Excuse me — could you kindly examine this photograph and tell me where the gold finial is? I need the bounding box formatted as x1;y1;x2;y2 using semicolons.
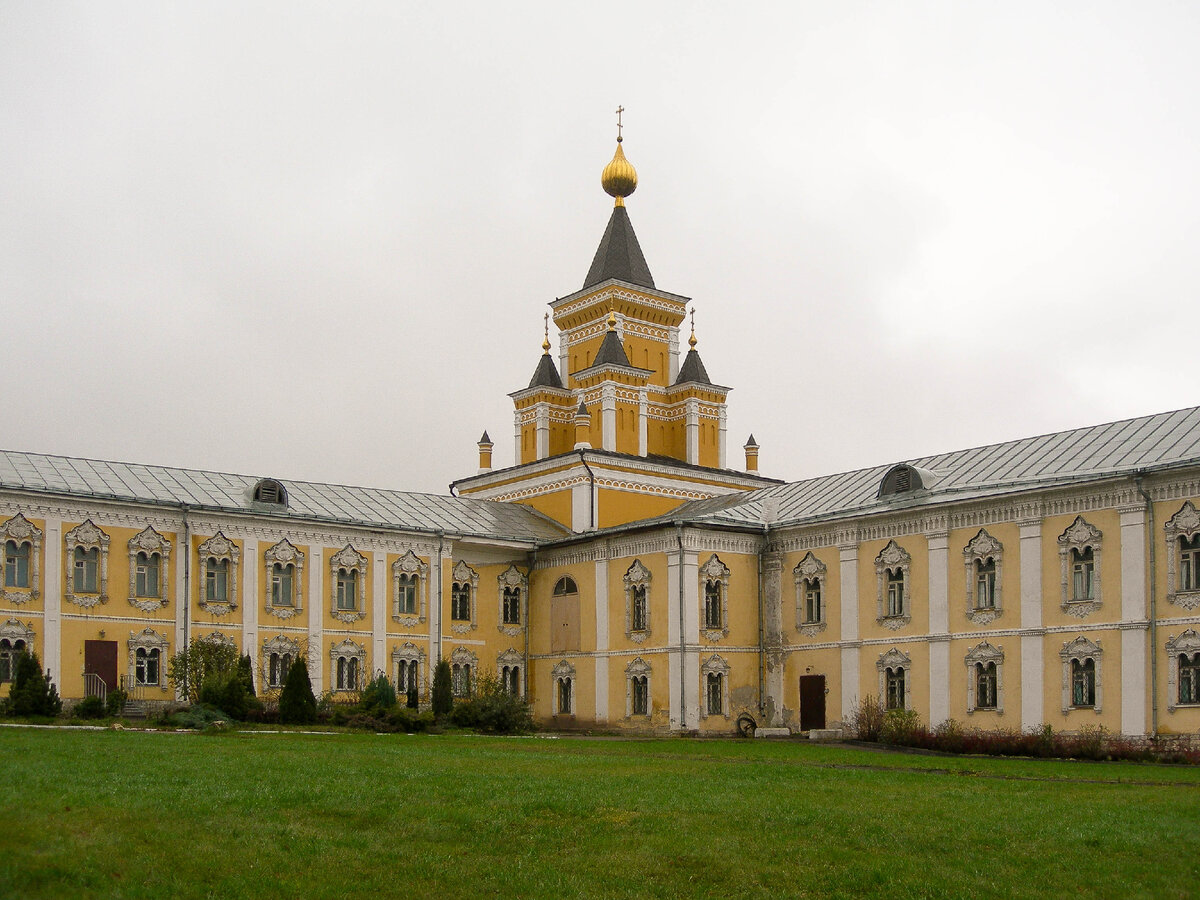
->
601;106;638;208
542;312;551;354
688;308;697;348
607;306;618;331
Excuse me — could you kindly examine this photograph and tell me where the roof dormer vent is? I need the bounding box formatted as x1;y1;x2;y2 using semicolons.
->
252;478;288;507
878;464;940;499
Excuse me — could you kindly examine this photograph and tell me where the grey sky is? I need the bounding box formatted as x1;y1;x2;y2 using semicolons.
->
2;2;1196;495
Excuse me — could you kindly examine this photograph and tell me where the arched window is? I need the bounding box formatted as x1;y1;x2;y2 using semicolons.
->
452;662;472;697
699;555;730;638
0;515;42;603
502;586;521;625
497;564;526;632
624;560;652;640
0;638;27;683
877;648;911;710
267;652;294;689
793;552;828;635
553;576;578;596
551;659;575;715
975;662;997;709
557;676;572;714
450;561;478;632
127;628;168;690
134;647;161;686
330;639;366;692
1071;658;1096;708
252;479;288;506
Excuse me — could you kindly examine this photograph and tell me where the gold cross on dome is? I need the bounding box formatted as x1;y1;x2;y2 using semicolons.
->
615;105;624;141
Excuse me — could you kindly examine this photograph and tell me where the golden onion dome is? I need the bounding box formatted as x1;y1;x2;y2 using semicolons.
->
601;140;638;206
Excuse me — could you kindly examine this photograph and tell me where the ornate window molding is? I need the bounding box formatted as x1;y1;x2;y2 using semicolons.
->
262;539;305;619
329;544;367;623
1058;516;1102;618
451;645;478;697
793;552;828;636
497;647;523;697
1166;629;1200;712
127;628;169;690
197;532;240;616
963;529;1003;625
64;520;110;608
330;638;366;692
1059;635;1103;714
450;560;478;634
964;641;1004;715
392;641;427;698
701;653;731;718
0;619;34;683
496;564;527;636
127;526;171;612
392;550;429;627
551;658;575;715
874;540;911;630
699;554;730;641
623;559;652;642
263;634;301;690
1165;501;1200;611
0;514;42;604
625;655;651;718
877;647;912;710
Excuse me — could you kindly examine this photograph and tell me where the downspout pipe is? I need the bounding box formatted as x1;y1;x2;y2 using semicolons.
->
676;521;686;732
757;525;767;717
1135;472;1158;736
181;504;192;700
525;547;536;701
579;452;595;531
435;530;445;665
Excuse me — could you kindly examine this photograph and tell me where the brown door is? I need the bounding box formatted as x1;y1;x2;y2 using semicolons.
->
800;675;826;731
84;640;119;691
550;594;580;653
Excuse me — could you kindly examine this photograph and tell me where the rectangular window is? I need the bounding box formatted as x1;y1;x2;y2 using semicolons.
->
975;662;997;709
975;560;996;609
557;676;572;714
135;552;160;598
4;541;29;588
886;572;904;617
271;564;294;607
631;586;647;631
1071;658;1096;707
206;559;228;602
886;667;905;709
135;648;160;686
336;570;358;611
804;579;822;623
1179;654;1199;705
632;675;648;715
453;663;471;697
706;672;723;715
1180;535;1200;592
1071;549;1095;601
451;584;471;621
704;582;722;629
397;574;417;615
74;547;98;593
502;587;521;625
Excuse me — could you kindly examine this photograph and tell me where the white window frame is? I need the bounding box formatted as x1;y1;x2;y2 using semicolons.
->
197;532;240;616
497;647;523;698
64;520;110;609
392;550;429;626
126;526;171;612
793;552;828;636
699;554;730;640
392;640;427;699
127;627;169;690
1166;629;1200;712
0;514;42;604
874;541;912;630
330;638;366;693
263;539;305;619
497;564;527;636
0;619;34;683
876;647;912;710
551;658;575;715
1058;516;1102;618
1059;635;1103;714
962;528;1003;625
1165;501;1200;611
263;634;301;690
625;655;651;718
450;645;478;697
964;640;1005;715
450;560;478;634
329;544;367;623
623;559;652;642
700;653;731;719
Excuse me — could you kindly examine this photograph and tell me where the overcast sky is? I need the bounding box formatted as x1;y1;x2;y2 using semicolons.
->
2;2;1197;496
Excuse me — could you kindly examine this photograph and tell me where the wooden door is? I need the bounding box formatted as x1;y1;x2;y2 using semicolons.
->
84;640;119;691
799;674;826;731
550;594;580;653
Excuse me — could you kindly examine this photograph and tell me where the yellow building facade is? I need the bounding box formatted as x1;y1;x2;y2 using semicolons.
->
2;136;1199;737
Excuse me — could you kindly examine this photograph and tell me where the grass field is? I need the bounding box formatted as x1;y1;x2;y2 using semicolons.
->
3;726;1197;899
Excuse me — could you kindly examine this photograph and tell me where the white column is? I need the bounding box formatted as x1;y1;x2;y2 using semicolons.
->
373;551;387;679
668;328;680;382
242;537;258;668
173;520;187;681
43;517;62;690
839;544;860;722
601;386;617;452
927;532;949;727
594;553;609;723
667;543;700;730
308;545;324;692
762;552;784;726
559;331;569;388
717;406;728;469
637;389;648;457
685;398;699;465
1019;520;1044;731
535;404;549;460
1119;506;1148;735
512;413;522;467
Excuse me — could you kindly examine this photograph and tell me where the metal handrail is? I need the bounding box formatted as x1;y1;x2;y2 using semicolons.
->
83;673;107;703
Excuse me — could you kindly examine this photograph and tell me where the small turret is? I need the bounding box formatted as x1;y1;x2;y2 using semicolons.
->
478;431;494;473
573;403;592;450
744;434;759;473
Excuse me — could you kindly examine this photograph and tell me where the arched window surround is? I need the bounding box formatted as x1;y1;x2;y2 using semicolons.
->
623;559;652;642
1;514;43;604
329;544;367;623
963;529;1004;625
1058;516;1102;618
1166;629;1200;712
263;539;305;619
964;641;1005;715
197;532;240;616
497;564;527;636
450;560;479;634
1060;635;1103;714
127;526;171;612
699;554;730;641
874;541;912;630
127;628;169;690
1165;501;1200;611
877;647;912;710
64;520;110;609
793;552;828;636
392;550;429;627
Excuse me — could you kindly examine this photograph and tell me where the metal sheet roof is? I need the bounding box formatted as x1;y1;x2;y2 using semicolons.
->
0;451;569;543
657;406;1200;530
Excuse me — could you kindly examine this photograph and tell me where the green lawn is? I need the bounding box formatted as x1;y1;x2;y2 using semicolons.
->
3;727;1197;899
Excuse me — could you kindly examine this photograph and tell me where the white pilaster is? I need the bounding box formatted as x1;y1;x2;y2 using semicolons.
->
43;517;62;689
512;414;521;467
717;406;728;469
601;386;616;452
594;553;609;722
571;481;591;532
535;404;549;460
839;544;860;722
840;646;859;724
667;543;700;730
685;398;699;465
1119;506;1149;735
762;552;784;726
637;389;648;457
928;638;949;727
559;331;569;388
174;518;187;675
668;328;679;382
308;544;324;691
927;532;949;634
242;537;258;666
373;551;387;679
1019;521;1043;730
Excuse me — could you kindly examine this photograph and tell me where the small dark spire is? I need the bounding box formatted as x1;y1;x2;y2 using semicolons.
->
675;348;712;385
527;354;563;389
583;205;655;290
576;401;589;416
479;431;492;444
744;434;758;448
593;328;632;367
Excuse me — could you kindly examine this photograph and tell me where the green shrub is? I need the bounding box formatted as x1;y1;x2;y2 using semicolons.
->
105;688;128;717
198;669;259;721
448;672;534;734
278;659;317;725
165;703;231;730
406;687;418;710
880;708;924;745
431;659;453;719
168;635;240;703
237;654;256;698
7;650;62;718
359;673;397;714
75;695;106;719
847;695;885;741
387;706;434;732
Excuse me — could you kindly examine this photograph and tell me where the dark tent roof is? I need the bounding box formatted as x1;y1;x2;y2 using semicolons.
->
593;329;632;367
675;348;712;385
583;205;655;290
527;354;563;389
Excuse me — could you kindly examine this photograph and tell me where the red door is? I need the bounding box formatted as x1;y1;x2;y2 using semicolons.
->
800;675;826;731
84;640;119;691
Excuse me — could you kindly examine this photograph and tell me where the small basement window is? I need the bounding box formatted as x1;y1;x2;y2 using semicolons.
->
253;479;288;506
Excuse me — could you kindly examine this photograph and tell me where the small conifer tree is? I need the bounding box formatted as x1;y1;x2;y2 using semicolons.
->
278;658;317;725
432;658;453;718
237;654;256;698
8;650;62;717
